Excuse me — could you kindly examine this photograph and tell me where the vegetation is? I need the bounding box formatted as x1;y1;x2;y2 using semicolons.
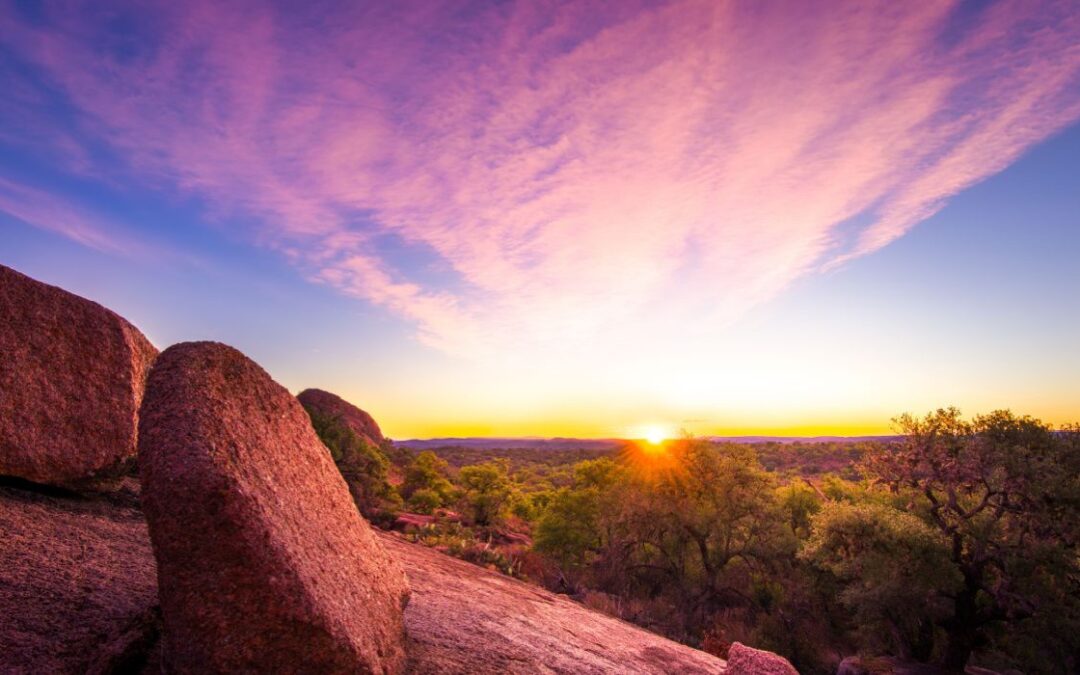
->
401;451;457;512
307;407;1080;674
861;409;1080;670
303;408;400;516
458;461;513;526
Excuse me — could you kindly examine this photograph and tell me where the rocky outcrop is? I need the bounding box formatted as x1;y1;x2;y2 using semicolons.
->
0;483;159;674
726;641;799;674
138;342;410;674
382;533;727;674
0;476;730;674
395;512;437;530
298;387;385;445
0;264;157;487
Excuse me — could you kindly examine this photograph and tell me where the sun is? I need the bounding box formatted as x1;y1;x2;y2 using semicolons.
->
641;425;669;446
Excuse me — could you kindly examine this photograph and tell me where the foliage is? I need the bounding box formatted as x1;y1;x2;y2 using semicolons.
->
869;409;1080;672
535;442;799;645
754;441;868;479
401;451;456;505
776;481;822;539
458;460;513;526
802;502;960;659
371;412;1079;674
535;487;604;571
407;487;443;514
304;407;397;515
509;488;553;521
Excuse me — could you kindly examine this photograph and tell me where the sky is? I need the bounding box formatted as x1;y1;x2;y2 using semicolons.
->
1;0;1079;440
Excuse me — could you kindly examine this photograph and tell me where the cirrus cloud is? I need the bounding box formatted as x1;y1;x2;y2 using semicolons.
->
2;0;1080;360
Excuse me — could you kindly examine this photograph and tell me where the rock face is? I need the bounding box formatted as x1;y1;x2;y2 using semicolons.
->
138;342;410;674
0;264;157;487
0;475;731;674
0;483;159;674
380;533;728;674
726;641;799;675
298;387;385;445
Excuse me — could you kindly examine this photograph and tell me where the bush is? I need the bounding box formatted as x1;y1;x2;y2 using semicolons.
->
408;487;443;514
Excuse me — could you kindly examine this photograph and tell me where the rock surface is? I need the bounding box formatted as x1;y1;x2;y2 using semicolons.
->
0;474;731;674
0;483;159;674
298;387;386;445
381;533;728;674
0;264;158;487
725;641;799;675
138;342;410;674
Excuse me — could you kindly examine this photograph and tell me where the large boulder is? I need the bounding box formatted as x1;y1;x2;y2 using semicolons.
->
726;641;800;674
138;342;410;674
298;387;385;446
0;264;157;487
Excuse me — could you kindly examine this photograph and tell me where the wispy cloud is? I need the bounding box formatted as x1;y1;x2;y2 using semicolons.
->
0;177;144;257
2;0;1079;360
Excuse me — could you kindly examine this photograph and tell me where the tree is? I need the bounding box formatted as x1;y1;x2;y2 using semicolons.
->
861;408;1080;671
776;481;822;540
802;502;960;660
536;442;793;638
407;487;443;514
459;460;513;526
618;441;794;630
534;487;603;573
533;458;625;588
304;408;397;515
401;451;455;506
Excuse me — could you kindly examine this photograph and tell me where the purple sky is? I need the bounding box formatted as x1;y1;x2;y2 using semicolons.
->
2;1;1079;438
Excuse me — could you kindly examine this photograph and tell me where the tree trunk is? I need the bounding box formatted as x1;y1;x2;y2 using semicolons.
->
941;631;974;673
940;584;978;672
912;618;935;663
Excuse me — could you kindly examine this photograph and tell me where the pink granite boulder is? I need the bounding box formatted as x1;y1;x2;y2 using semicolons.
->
138;342;410;674
298;388;385;446
0;264;157;487
725;641;800;674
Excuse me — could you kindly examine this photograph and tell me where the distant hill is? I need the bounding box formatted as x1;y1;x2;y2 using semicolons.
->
392;435;896;476
394;435;899;449
705;435;900;444
393;438;625;451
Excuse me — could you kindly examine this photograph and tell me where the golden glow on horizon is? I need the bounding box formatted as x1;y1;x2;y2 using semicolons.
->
633;424;673;446
322;378;1080;442
643;426;667;445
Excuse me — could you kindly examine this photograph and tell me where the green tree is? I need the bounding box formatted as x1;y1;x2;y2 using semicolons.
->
620;441;794;628
802;502;960;660
459;460;513;526
535;487;603;570
407;487;443;514
536;443;794;637
859;408;1080;671
304;408;397;515
533;458;625;586
401;451;455;505
776;481;822;540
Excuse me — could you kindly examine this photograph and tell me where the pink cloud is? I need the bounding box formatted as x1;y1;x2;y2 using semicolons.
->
3;0;1080;359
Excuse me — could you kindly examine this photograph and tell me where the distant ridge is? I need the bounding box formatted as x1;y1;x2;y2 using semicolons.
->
704;435;900;444
393;438;625;451
393;435;899;450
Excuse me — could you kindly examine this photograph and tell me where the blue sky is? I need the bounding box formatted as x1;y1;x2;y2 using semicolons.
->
2;0;1079;438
